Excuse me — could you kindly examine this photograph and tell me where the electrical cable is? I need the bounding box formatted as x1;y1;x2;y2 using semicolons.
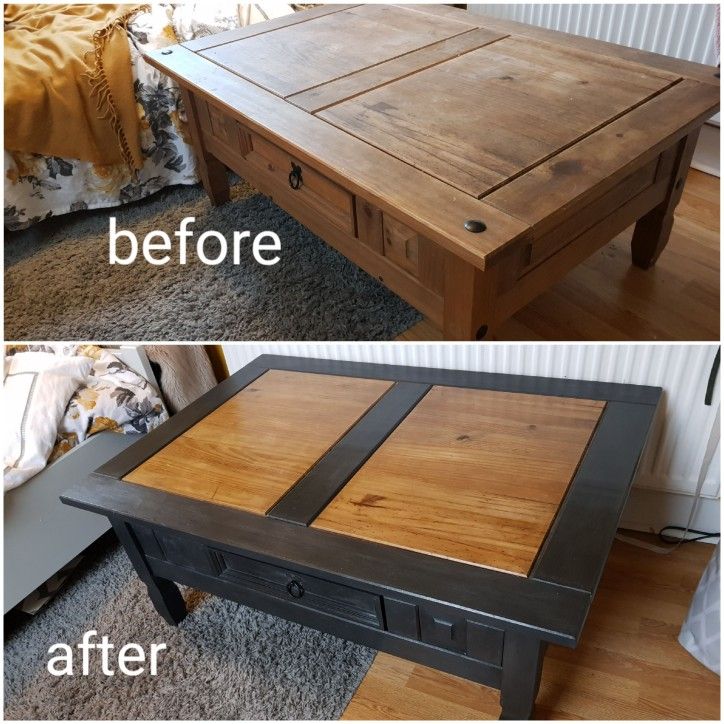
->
616;404;720;555
658;526;720;544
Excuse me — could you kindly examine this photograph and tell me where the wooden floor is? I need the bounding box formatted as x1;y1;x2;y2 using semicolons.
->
343;533;720;720
399;169;719;341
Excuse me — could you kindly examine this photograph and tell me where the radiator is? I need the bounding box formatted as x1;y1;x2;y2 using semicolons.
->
222;343;720;510
469;3;719;66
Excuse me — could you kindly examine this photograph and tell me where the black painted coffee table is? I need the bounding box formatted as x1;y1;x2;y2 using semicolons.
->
62;355;660;719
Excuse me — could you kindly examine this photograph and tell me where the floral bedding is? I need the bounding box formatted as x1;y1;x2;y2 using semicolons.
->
4;6;200;231
4;4;296;231
7;4;298;233
5;344;168;466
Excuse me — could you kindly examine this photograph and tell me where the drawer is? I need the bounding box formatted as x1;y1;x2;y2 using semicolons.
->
212;549;384;629
245;130;356;236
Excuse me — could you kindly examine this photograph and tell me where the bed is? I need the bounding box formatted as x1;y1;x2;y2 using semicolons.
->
3;345;166;613
4;3;294;231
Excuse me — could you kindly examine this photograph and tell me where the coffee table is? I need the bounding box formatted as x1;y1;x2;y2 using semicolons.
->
143;4;719;340
62;354;661;719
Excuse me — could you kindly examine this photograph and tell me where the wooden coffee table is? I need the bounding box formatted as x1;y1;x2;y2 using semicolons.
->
62;355;661;719
144;5;718;340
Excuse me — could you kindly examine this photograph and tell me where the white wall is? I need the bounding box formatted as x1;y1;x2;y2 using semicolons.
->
469;3;721;175
222;343;720;536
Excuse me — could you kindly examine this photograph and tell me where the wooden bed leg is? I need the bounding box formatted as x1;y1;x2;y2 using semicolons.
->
179;87;230;206
443;254;499;340
111;517;187;626
631;130;699;269
499;633;546;720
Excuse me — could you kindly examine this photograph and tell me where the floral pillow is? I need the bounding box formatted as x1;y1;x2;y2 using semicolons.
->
51;345;168;461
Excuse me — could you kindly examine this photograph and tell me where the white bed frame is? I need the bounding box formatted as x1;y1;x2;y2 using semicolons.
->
3;346;160;613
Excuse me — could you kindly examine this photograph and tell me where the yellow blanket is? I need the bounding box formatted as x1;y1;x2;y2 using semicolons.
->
4;4;148;169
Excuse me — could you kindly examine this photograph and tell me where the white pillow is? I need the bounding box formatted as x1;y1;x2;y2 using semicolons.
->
3;352;93;491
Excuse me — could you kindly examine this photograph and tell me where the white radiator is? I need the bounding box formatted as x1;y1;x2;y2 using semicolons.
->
222;343;720;534
469;3;719;66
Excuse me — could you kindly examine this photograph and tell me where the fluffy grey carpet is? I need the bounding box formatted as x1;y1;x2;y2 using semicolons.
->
4;181;421;340
4;541;375;720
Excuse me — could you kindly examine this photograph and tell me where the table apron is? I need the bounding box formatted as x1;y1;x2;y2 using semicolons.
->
137;531;508;688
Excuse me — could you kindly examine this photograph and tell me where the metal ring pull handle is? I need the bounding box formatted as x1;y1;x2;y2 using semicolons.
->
287;580;304;598
288;162;303;190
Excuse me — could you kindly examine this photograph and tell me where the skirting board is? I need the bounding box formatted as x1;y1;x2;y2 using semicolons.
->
620;486;719;542
691;122;719;177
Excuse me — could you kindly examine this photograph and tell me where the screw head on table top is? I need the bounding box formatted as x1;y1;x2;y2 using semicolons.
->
464;219;487;233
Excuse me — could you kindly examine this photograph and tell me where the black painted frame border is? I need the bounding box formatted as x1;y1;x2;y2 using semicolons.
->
62;354;661;647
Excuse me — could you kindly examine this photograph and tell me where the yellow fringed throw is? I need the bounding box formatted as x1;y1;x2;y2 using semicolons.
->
4;4;149;170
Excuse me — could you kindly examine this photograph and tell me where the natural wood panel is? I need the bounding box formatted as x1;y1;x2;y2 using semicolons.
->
314;387;604;575
397;170;719;342
343;534;720;720
200;5;476;97
486;80;719;234
319;36;675;198
124;370;392;515
287;27;507;113
182;4;358;52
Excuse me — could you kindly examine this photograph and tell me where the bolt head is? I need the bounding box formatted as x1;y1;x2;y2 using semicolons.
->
464;219;486;233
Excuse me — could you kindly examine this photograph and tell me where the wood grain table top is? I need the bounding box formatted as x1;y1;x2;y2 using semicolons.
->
145;4;720;271
124;370;392;514
124;370;605;577
313;385;604;575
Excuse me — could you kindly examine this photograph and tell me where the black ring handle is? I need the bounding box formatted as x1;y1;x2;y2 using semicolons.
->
288;162;303;190
287;580;304;598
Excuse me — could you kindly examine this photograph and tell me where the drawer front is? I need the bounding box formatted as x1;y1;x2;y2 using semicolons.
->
354;202;446;295
380;213;446;294
383;215;420;276
199;101;250;157
212;549;384;629
245;131;355;236
132;524;216;574
198;99;354;236
134;523;384;629
384;597;504;666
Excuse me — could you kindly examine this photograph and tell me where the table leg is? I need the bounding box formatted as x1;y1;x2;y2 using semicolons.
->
631;129;699;269
499;632;546;720
111;517;187;626
179;87;230;206
443;255;499;340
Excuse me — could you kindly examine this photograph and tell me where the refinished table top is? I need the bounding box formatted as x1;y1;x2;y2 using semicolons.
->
145;4;720;271
125;370;604;576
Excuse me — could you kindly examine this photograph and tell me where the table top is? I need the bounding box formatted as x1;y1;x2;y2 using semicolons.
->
125;369;604;576
63;355;661;645
145;4;719;271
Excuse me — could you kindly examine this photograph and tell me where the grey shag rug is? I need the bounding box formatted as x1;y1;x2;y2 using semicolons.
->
4;181;421;341
4;541;375;720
